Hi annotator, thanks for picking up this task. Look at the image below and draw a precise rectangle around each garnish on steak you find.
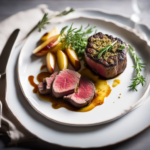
[84,32,128,79]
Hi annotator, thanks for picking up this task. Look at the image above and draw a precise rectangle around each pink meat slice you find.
[64,76,95,108]
[38,72,58,94]
[52,69,81,98]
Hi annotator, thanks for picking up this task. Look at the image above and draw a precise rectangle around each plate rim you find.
[17,15,150,126]
[75,8,150,41]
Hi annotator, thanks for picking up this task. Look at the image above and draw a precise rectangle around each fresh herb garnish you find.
[37,13,50,32]
[128,45,146,91]
[97,41,117,58]
[56,8,74,17]
[60,23,97,59]
[27,8,74,36]
[118,44,125,50]
[37,8,74,32]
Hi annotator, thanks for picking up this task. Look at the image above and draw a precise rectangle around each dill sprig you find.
[60,23,97,59]
[97,40,117,58]
[128,45,146,91]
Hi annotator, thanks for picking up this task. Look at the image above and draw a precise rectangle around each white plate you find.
[18,16,150,126]
[6,9,150,148]
[6,42,150,148]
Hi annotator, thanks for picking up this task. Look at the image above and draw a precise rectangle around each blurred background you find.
[0,0,150,26]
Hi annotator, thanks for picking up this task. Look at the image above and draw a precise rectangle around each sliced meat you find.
[43,72,58,93]
[64,76,95,108]
[52,69,81,98]
[38,72,58,94]
[38,82,48,94]
[85,32,127,79]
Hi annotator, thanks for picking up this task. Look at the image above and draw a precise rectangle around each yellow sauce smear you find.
[79,68,111,112]
[112,79,120,87]
[28,68,111,112]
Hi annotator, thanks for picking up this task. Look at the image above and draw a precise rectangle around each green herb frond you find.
[37,8,74,32]
[128,45,146,91]
[37,13,49,32]
[118,44,125,50]
[28,8,74,34]
[60,23,97,59]
[56,8,74,17]
[97,40,117,58]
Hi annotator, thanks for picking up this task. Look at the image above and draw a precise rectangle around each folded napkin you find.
[0,4,64,144]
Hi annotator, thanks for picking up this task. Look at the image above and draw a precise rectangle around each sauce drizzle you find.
[37,72,50,82]
[28,76,38,93]
[40,65,47,70]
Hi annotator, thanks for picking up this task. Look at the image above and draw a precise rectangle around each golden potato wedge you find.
[33,34,60,56]
[65,48,81,71]
[50,43,62,53]
[46,52,56,73]
[50,41,66,53]
[57,50,68,70]
[40,27,58,41]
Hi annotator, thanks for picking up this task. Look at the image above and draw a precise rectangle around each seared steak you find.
[52,69,81,98]
[38,72,58,94]
[64,76,95,108]
[85,32,127,79]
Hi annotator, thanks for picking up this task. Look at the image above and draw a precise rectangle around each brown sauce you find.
[28,68,111,112]
[40,65,47,70]
[28,76,38,93]
[37,72,50,82]
[38,93,80,111]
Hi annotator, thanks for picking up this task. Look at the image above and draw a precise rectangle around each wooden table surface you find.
[0,0,150,150]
